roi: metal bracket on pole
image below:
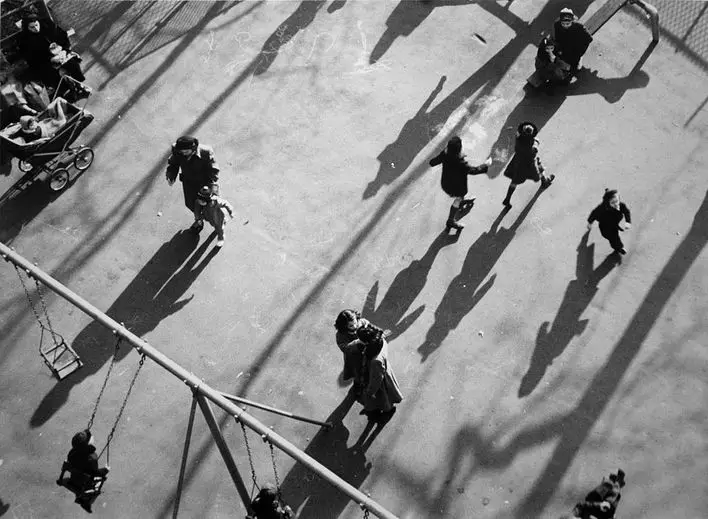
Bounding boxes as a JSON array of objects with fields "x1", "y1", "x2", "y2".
[
  {"x1": 172, "y1": 393, "x2": 198, "y2": 519},
  {"x1": 219, "y1": 391, "x2": 333, "y2": 429},
  {"x1": 195, "y1": 393, "x2": 253, "y2": 516}
]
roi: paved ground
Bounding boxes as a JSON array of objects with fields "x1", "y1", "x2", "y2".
[{"x1": 1, "y1": 1, "x2": 706, "y2": 518}]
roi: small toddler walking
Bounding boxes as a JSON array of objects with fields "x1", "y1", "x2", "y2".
[{"x1": 194, "y1": 185, "x2": 234, "y2": 248}]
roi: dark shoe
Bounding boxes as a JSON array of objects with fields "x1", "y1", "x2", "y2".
[
  {"x1": 445, "y1": 219, "x2": 464, "y2": 230},
  {"x1": 461, "y1": 198, "x2": 475, "y2": 210},
  {"x1": 190, "y1": 220, "x2": 203, "y2": 232},
  {"x1": 541, "y1": 174, "x2": 555, "y2": 189},
  {"x1": 617, "y1": 247, "x2": 626, "y2": 255},
  {"x1": 502, "y1": 199, "x2": 512, "y2": 208}
]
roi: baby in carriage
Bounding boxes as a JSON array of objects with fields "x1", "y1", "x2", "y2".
[{"x1": 4, "y1": 97, "x2": 68, "y2": 144}]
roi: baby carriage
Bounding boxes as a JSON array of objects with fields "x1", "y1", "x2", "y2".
[{"x1": 0, "y1": 81, "x2": 94, "y2": 202}]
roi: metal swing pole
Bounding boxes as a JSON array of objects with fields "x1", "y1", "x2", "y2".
[
  {"x1": 1, "y1": 243, "x2": 399, "y2": 519},
  {"x1": 172, "y1": 394, "x2": 198, "y2": 519},
  {"x1": 196, "y1": 394, "x2": 254, "y2": 516}
]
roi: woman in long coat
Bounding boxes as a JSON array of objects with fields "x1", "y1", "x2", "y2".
[
  {"x1": 356, "y1": 325, "x2": 403, "y2": 419},
  {"x1": 502, "y1": 122, "x2": 555, "y2": 208}
]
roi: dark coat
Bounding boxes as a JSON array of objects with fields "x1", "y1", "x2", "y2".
[
  {"x1": 18, "y1": 22, "x2": 72, "y2": 67},
  {"x1": 166, "y1": 144, "x2": 220, "y2": 211},
  {"x1": 360, "y1": 341, "x2": 403, "y2": 413},
  {"x1": 552, "y1": 20, "x2": 593, "y2": 68},
  {"x1": 67, "y1": 444, "x2": 108, "y2": 486},
  {"x1": 336, "y1": 318, "x2": 370, "y2": 381},
  {"x1": 429, "y1": 150, "x2": 488, "y2": 198},
  {"x1": 504, "y1": 134, "x2": 544, "y2": 185},
  {"x1": 587, "y1": 202, "x2": 631, "y2": 237},
  {"x1": 575, "y1": 478, "x2": 622, "y2": 519}
]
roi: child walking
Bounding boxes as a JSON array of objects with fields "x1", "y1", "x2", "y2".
[
  {"x1": 502, "y1": 122, "x2": 555, "y2": 208},
  {"x1": 587, "y1": 189, "x2": 632, "y2": 254},
  {"x1": 429, "y1": 136, "x2": 491, "y2": 231},
  {"x1": 194, "y1": 185, "x2": 234, "y2": 248}
]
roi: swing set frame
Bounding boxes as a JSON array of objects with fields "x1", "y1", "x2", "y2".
[{"x1": 1, "y1": 242, "x2": 397, "y2": 519}]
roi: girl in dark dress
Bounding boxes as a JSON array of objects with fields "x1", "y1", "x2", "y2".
[
  {"x1": 66, "y1": 429, "x2": 110, "y2": 512},
  {"x1": 502, "y1": 122, "x2": 555, "y2": 208},
  {"x1": 587, "y1": 189, "x2": 632, "y2": 254},
  {"x1": 334, "y1": 309, "x2": 371, "y2": 393},
  {"x1": 429, "y1": 136, "x2": 491, "y2": 230}
]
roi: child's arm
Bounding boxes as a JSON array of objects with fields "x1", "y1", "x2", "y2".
[{"x1": 221, "y1": 199, "x2": 234, "y2": 218}]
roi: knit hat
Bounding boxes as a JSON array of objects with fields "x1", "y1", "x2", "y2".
[
  {"x1": 518, "y1": 122, "x2": 539, "y2": 138},
  {"x1": 559, "y1": 8, "x2": 575, "y2": 21},
  {"x1": 175, "y1": 136, "x2": 198, "y2": 151},
  {"x1": 71, "y1": 429, "x2": 92, "y2": 448},
  {"x1": 447, "y1": 136, "x2": 462, "y2": 155},
  {"x1": 22, "y1": 13, "x2": 39, "y2": 24}
]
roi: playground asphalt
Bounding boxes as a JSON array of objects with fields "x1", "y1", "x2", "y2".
[{"x1": 0, "y1": 1, "x2": 706, "y2": 518}]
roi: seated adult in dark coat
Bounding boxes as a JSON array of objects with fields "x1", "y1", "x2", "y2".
[
  {"x1": 552, "y1": 8, "x2": 593, "y2": 77},
  {"x1": 17, "y1": 13, "x2": 78, "y2": 87}
]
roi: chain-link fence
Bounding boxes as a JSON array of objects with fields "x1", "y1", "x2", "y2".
[{"x1": 629, "y1": 0, "x2": 708, "y2": 71}]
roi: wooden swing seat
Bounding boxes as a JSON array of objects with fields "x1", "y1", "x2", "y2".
[{"x1": 56, "y1": 461, "x2": 106, "y2": 498}]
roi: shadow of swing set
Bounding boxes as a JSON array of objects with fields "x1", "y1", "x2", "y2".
[{"x1": 1, "y1": 243, "x2": 397, "y2": 519}]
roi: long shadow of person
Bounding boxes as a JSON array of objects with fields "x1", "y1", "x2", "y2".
[
  {"x1": 363, "y1": 75, "x2": 447, "y2": 199},
  {"x1": 418, "y1": 188, "x2": 544, "y2": 362},
  {"x1": 518, "y1": 231, "x2": 621, "y2": 397},
  {"x1": 30, "y1": 230, "x2": 220, "y2": 427},
  {"x1": 488, "y1": 42, "x2": 655, "y2": 178},
  {"x1": 364, "y1": 0, "x2": 579, "y2": 198},
  {"x1": 361, "y1": 230, "x2": 459, "y2": 341},
  {"x1": 369, "y1": 0, "x2": 474, "y2": 64},
  {"x1": 253, "y1": 0, "x2": 326, "y2": 76},
  {"x1": 279, "y1": 389, "x2": 384, "y2": 519}
]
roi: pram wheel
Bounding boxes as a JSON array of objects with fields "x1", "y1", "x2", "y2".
[
  {"x1": 48, "y1": 169, "x2": 70, "y2": 192},
  {"x1": 74, "y1": 147, "x2": 94, "y2": 171},
  {"x1": 19, "y1": 160, "x2": 33, "y2": 173}
]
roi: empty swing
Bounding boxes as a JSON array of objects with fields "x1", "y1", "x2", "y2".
[
  {"x1": 57, "y1": 335, "x2": 146, "y2": 512},
  {"x1": 238, "y1": 419, "x2": 294, "y2": 519},
  {"x1": 13, "y1": 263, "x2": 82, "y2": 379}
]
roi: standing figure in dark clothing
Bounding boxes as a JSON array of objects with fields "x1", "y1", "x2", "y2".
[
  {"x1": 66, "y1": 429, "x2": 110, "y2": 513},
  {"x1": 165, "y1": 136, "x2": 220, "y2": 229},
  {"x1": 587, "y1": 189, "x2": 632, "y2": 254},
  {"x1": 429, "y1": 136, "x2": 491, "y2": 231},
  {"x1": 572, "y1": 469, "x2": 625, "y2": 519},
  {"x1": 552, "y1": 7, "x2": 593, "y2": 80},
  {"x1": 502, "y1": 122, "x2": 555, "y2": 209}
]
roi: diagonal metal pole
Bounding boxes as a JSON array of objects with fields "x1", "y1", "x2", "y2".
[
  {"x1": 195, "y1": 393, "x2": 253, "y2": 516},
  {"x1": 172, "y1": 394, "x2": 198, "y2": 519}
]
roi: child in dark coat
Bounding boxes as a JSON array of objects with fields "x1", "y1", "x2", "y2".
[
  {"x1": 429, "y1": 136, "x2": 491, "y2": 230},
  {"x1": 572, "y1": 469, "x2": 625, "y2": 519},
  {"x1": 587, "y1": 189, "x2": 632, "y2": 254},
  {"x1": 502, "y1": 122, "x2": 555, "y2": 208},
  {"x1": 250, "y1": 484, "x2": 294, "y2": 519},
  {"x1": 66, "y1": 429, "x2": 110, "y2": 513}
]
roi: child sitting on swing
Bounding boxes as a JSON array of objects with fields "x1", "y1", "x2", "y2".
[
  {"x1": 66, "y1": 429, "x2": 110, "y2": 512},
  {"x1": 250, "y1": 484, "x2": 294, "y2": 519}
]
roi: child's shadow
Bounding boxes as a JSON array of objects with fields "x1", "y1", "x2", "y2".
[{"x1": 518, "y1": 231, "x2": 621, "y2": 397}]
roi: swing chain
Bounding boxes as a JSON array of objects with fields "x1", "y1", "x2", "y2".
[
  {"x1": 32, "y1": 275, "x2": 61, "y2": 346},
  {"x1": 239, "y1": 420, "x2": 260, "y2": 490},
  {"x1": 266, "y1": 440, "x2": 282, "y2": 499},
  {"x1": 98, "y1": 353, "x2": 146, "y2": 460},
  {"x1": 13, "y1": 264, "x2": 45, "y2": 329},
  {"x1": 360, "y1": 504, "x2": 370, "y2": 518},
  {"x1": 88, "y1": 336, "x2": 122, "y2": 430}
]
